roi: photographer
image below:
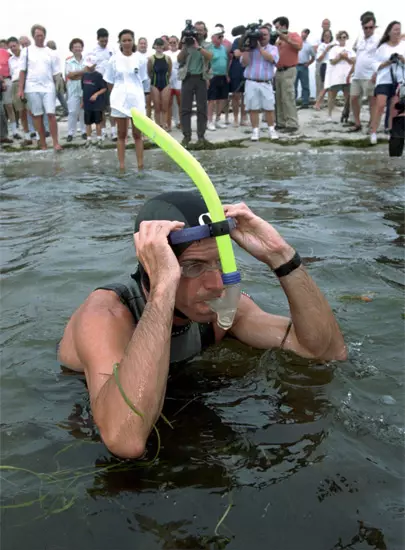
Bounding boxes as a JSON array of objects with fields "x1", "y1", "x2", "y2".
[
  {"x1": 177, "y1": 21, "x2": 213, "y2": 148},
  {"x1": 240, "y1": 26, "x2": 279, "y2": 141},
  {"x1": 273, "y1": 16, "x2": 303, "y2": 133},
  {"x1": 369, "y1": 21, "x2": 405, "y2": 145}
]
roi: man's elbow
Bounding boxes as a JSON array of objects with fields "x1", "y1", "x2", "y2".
[{"x1": 100, "y1": 427, "x2": 146, "y2": 459}]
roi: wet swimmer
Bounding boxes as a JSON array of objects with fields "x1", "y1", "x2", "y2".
[
  {"x1": 104, "y1": 29, "x2": 147, "y2": 171},
  {"x1": 58, "y1": 191, "x2": 347, "y2": 459}
]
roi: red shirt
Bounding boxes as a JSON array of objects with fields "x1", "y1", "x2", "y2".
[
  {"x1": 0, "y1": 48, "x2": 11, "y2": 78},
  {"x1": 276, "y1": 32, "x2": 302, "y2": 68}
]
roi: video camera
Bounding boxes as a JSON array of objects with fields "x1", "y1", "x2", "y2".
[
  {"x1": 181, "y1": 20, "x2": 199, "y2": 47},
  {"x1": 231, "y1": 20, "x2": 264, "y2": 51}
]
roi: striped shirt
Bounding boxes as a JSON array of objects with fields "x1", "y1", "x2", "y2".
[
  {"x1": 65, "y1": 56, "x2": 85, "y2": 97},
  {"x1": 242, "y1": 45, "x2": 279, "y2": 81}
]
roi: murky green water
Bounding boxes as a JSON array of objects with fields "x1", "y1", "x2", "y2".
[{"x1": 1, "y1": 146, "x2": 404, "y2": 550}]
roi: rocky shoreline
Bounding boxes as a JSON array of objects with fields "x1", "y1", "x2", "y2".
[{"x1": 1, "y1": 103, "x2": 390, "y2": 153}]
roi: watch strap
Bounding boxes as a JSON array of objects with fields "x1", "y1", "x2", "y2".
[{"x1": 273, "y1": 251, "x2": 302, "y2": 278}]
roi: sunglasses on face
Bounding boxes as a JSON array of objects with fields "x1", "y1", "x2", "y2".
[{"x1": 363, "y1": 25, "x2": 374, "y2": 30}]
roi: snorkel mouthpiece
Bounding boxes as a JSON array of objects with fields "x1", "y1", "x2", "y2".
[
  {"x1": 130, "y1": 107, "x2": 241, "y2": 330},
  {"x1": 208, "y1": 272, "x2": 242, "y2": 330}
]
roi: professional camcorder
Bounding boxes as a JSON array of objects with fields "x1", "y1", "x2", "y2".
[
  {"x1": 181, "y1": 20, "x2": 199, "y2": 46},
  {"x1": 231, "y1": 20, "x2": 264, "y2": 51}
]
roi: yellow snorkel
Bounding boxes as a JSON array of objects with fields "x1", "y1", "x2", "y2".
[{"x1": 131, "y1": 107, "x2": 241, "y2": 329}]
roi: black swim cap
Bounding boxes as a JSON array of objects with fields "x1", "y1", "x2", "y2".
[{"x1": 134, "y1": 191, "x2": 210, "y2": 257}]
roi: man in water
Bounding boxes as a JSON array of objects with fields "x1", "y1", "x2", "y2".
[{"x1": 59, "y1": 192, "x2": 347, "y2": 459}]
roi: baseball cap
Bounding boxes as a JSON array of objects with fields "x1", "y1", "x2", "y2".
[
  {"x1": 212, "y1": 26, "x2": 225, "y2": 36},
  {"x1": 85, "y1": 54, "x2": 97, "y2": 67},
  {"x1": 134, "y1": 191, "x2": 210, "y2": 258}
]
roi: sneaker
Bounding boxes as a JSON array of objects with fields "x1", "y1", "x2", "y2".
[
  {"x1": 370, "y1": 133, "x2": 377, "y2": 145},
  {"x1": 251, "y1": 128, "x2": 260, "y2": 141},
  {"x1": 268, "y1": 127, "x2": 279, "y2": 140},
  {"x1": 207, "y1": 122, "x2": 216, "y2": 131},
  {"x1": 215, "y1": 121, "x2": 227, "y2": 129},
  {"x1": 13, "y1": 133, "x2": 22, "y2": 140},
  {"x1": 66, "y1": 135, "x2": 73, "y2": 143}
]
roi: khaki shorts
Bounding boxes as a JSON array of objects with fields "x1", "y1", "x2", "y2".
[
  {"x1": 351, "y1": 78, "x2": 375, "y2": 98},
  {"x1": 3, "y1": 78, "x2": 13, "y2": 105},
  {"x1": 11, "y1": 81, "x2": 26, "y2": 112}
]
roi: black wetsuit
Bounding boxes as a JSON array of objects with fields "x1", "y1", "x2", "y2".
[{"x1": 96, "y1": 269, "x2": 216, "y2": 365}]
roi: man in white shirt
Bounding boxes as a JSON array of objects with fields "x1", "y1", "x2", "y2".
[
  {"x1": 7, "y1": 37, "x2": 32, "y2": 145},
  {"x1": 349, "y1": 14, "x2": 379, "y2": 131},
  {"x1": 18, "y1": 24, "x2": 62, "y2": 150},
  {"x1": 295, "y1": 28, "x2": 315, "y2": 109},
  {"x1": 88, "y1": 28, "x2": 116, "y2": 140}
]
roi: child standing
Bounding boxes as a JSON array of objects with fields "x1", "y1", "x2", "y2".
[{"x1": 81, "y1": 55, "x2": 106, "y2": 145}]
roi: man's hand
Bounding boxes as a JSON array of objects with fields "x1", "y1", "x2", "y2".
[
  {"x1": 223, "y1": 203, "x2": 295, "y2": 269},
  {"x1": 134, "y1": 220, "x2": 185, "y2": 290},
  {"x1": 192, "y1": 38, "x2": 200, "y2": 49},
  {"x1": 90, "y1": 93, "x2": 98, "y2": 102}
]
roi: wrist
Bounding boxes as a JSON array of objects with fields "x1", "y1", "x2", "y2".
[
  {"x1": 150, "y1": 279, "x2": 180, "y2": 300},
  {"x1": 265, "y1": 243, "x2": 296, "y2": 270}
]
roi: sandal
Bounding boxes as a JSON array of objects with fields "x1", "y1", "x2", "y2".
[{"x1": 348, "y1": 125, "x2": 362, "y2": 132}]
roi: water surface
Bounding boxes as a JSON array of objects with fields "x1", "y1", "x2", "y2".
[{"x1": 1, "y1": 146, "x2": 404, "y2": 549}]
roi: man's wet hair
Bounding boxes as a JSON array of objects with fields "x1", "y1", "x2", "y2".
[{"x1": 97, "y1": 28, "x2": 109, "y2": 39}]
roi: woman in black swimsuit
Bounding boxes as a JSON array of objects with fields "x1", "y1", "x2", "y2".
[{"x1": 148, "y1": 38, "x2": 172, "y2": 128}]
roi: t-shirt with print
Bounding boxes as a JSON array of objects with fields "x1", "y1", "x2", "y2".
[
  {"x1": 207, "y1": 43, "x2": 228, "y2": 75},
  {"x1": 18, "y1": 45, "x2": 60, "y2": 93},
  {"x1": 81, "y1": 71, "x2": 106, "y2": 111}
]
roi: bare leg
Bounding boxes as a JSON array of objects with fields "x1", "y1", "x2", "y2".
[
  {"x1": 175, "y1": 94, "x2": 181, "y2": 128},
  {"x1": 370, "y1": 95, "x2": 387, "y2": 134},
  {"x1": 146, "y1": 94, "x2": 152, "y2": 119},
  {"x1": 95, "y1": 123, "x2": 102, "y2": 137},
  {"x1": 116, "y1": 118, "x2": 128, "y2": 170},
  {"x1": 249, "y1": 110, "x2": 259, "y2": 129},
  {"x1": 265, "y1": 110, "x2": 275, "y2": 127},
  {"x1": 5, "y1": 104, "x2": 16, "y2": 125},
  {"x1": 33, "y1": 114, "x2": 47, "y2": 149},
  {"x1": 368, "y1": 96, "x2": 376, "y2": 127},
  {"x1": 351, "y1": 95, "x2": 361, "y2": 127},
  {"x1": 86, "y1": 124, "x2": 92, "y2": 138},
  {"x1": 328, "y1": 90, "x2": 337, "y2": 117},
  {"x1": 167, "y1": 93, "x2": 173, "y2": 131},
  {"x1": 207, "y1": 100, "x2": 215, "y2": 123},
  {"x1": 161, "y1": 87, "x2": 171, "y2": 130},
  {"x1": 48, "y1": 114, "x2": 62, "y2": 150},
  {"x1": 151, "y1": 87, "x2": 161, "y2": 126},
  {"x1": 131, "y1": 122, "x2": 144, "y2": 170},
  {"x1": 232, "y1": 92, "x2": 240, "y2": 125}
]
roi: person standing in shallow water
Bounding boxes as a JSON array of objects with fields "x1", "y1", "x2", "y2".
[
  {"x1": 148, "y1": 38, "x2": 172, "y2": 129},
  {"x1": 104, "y1": 29, "x2": 147, "y2": 171}
]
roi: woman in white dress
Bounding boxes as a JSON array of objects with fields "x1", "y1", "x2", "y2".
[
  {"x1": 314, "y1": 30, "x2": 336, "y2": 110},
  {"x1": 324, "y1": 31, "x2": 355, "y2": 120},
  {"x1": 165, "y1": 35, "x2": 181, "y2": 131},
  {"x1": 104, "y1": 29, "x2": 147, "y2": 170}
]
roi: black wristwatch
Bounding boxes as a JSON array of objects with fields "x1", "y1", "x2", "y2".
[{"x1": 273, "y1": 251, "x2": 302, "y2": 278}]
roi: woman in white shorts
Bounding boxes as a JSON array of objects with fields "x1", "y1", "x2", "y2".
[
  {"x1": 165, "y1": 36, "x2": 182, "y2": 131},
  {"x1": 104, "y1": 29, "x2": 147, "y2": 171}
]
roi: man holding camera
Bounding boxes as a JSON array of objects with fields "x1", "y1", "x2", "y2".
[
  {"x1": 240, "y1": 26, "x2": 279, "y2": 141},
  {"x1": 273, "y1": 16, "x2": 303, "y2": 133},
  {"x1": 178, "y1": 21, "x2": 213, "y2": 148}
]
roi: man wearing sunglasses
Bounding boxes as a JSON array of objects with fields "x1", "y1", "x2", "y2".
[
  {"x1": 349, "y1": 14, "x2": 379, "y2": 131},
  {"x1": 58, "y1": 191, "x2": 347, "y2": 459}
]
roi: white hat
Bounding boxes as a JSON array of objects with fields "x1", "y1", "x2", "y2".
[
  {"x1": 85, "y1": 54, "x2": 97, "y2": 68},
  {"x1": 212, "y1": 26, "x2": 225, "y2": 36}
]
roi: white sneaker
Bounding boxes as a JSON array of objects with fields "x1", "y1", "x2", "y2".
[
  {"x1": 207, "y1": 122, "x2": 216, "y2": 131},
  {"x1": 251, "y1": 128, "x2": 260, "y2": 141},
  {"x1": 370, "y1": 132, "x2": 377, "y2": 145},
  {"x1": 268, "y1": 127, "x2": 279, "y2": 140},
  {"x1": 215, "y1": 121, "x2": 227, "y2": 129},
  {"x1": 327, "y1": 116, "x2": 333, "y2": 122}
]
